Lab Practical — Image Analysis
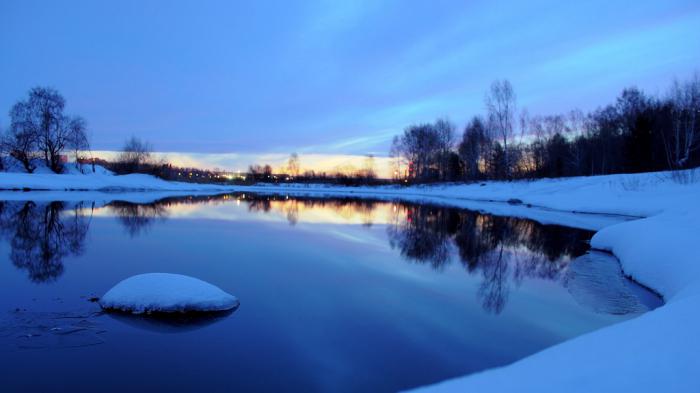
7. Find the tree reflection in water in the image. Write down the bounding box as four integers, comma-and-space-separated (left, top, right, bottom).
108, 202, 169, 237
387, 204, 591, 314
246, 195, 377, 227
0, 199, 169, 282
0, 201, 92, 283
0, 194, 593, 312
228, 193, 591, 314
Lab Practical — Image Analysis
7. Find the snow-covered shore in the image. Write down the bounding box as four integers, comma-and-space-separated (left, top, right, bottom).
1, 167, 699, 391
229, 170, 700, 232
394, 175, 698, 392
409, 209, 700, 393
0, 169, 233, 193
234, 170, 698, 218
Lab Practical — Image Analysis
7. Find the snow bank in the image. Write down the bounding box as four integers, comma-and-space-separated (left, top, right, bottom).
228, 170, 700, 231
0, 157, 235, 192
4, 163, 697, 230
237, 169, 700, 218
406, 175, 700, 392
0, 170, 236, 192
100, 273, 239, 314
410, 211, 700, 392
592, 209, 700, 301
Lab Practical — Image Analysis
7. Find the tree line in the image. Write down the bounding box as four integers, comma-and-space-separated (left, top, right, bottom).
6, 73, 698, 185
390, 73, 700, 183
246, 152, 383, 186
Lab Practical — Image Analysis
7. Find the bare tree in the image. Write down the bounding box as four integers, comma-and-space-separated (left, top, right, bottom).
7, 87, 88, 173
389, 135, 404, 180
517, 108, 531, 151
66, 116, 89, 173
3, 112, 39, 172
287, 152, 300, 177
566, 109, 587, 175
362, 154, 377, 180
263, 164, 273, 178
485, 79, 516, 179
434, 118, 456, 180
664, 73, 700, 169
397, 123, 440, 181
117, 136, 153, 173
21, 88, 65, 172
458, 116, 489, 180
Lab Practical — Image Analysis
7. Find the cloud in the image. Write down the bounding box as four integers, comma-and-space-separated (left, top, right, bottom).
294, 129, 398, 155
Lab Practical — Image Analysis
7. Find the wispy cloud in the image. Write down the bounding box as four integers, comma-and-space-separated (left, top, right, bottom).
293, 129, 398, 155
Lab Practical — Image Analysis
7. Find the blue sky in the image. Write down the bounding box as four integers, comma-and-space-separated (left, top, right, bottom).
1, 0, 699, 172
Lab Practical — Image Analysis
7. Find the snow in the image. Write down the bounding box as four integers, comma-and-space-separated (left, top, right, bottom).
99, 273, 239, 314
237, 170, 699, 218
3, 157, 700, 391
0, 156, 234, 192
1, 157, 694, 230
0, 168, 233, 192
404, 177, 700, 392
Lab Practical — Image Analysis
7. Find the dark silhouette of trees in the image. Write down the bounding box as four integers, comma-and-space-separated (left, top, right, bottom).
390, 72, 700, 183
359, 154, 378, 181
115, 136, 153, 174
664, 74, 700, 169
458, 116, 490, 180
5, 87, 88, 173
4, 87, 89, 173
67, 116, 91, 173
3, 117, 38, 172
287, 152, 300, 178
392, 119, 458, 182
248, 164, 274, 181
434, 118, 457, 181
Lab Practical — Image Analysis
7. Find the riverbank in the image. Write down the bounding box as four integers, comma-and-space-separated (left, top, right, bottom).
410, 206, 699, 392
2, 169, 695, 230
0, 169, 234, 193
1, 168, 699, 391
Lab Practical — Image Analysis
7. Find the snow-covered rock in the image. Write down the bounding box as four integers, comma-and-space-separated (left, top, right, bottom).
100, 273, 239, 314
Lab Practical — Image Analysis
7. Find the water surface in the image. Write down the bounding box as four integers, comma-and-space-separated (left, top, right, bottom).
0, 194, 660, 392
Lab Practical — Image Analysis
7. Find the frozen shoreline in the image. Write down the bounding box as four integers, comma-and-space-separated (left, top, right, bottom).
1, 169, 699, 391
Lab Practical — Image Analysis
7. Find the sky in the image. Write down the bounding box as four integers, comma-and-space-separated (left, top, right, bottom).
1, 0, 699, 175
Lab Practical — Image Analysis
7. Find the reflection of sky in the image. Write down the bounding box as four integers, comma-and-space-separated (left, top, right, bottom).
0, 197, 653, 391
1, 0, 699, 168
93, 197, 400, 225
